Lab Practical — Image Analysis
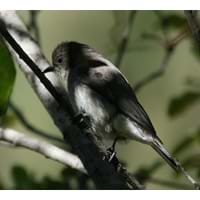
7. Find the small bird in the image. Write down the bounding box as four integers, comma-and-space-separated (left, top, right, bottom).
44, 41, 198, 188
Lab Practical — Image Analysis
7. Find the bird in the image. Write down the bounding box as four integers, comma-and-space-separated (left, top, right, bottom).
43, 41, 199, 188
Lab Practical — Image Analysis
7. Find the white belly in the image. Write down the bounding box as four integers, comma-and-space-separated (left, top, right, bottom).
74, 84, 115, 137
74, 84, 153, 144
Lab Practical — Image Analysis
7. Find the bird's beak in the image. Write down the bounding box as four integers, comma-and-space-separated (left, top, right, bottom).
43, 66, 54, 74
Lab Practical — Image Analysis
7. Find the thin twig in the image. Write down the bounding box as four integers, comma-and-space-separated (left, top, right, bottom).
115, 11, 137, 67
185, 11, 200, 50
132, 19, 192, 185
9, 101, 65, 145
133, 48, 173, 92
133, 28, 188, 92
153, 11, 169, 41
0, 127, 85, 173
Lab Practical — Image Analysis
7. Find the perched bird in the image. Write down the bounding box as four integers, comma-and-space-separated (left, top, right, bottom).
44, 41, 198, 188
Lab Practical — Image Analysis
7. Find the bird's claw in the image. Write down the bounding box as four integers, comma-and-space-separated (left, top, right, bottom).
72, 112, 91, 129
103, 146, 119, 169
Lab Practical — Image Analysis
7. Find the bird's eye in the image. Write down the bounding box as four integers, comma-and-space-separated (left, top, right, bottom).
57, 58, 63, 64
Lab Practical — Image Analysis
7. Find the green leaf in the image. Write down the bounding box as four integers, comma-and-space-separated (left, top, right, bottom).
0, 38, 16, 118
168, 91, 200, 117
11, 166, 36, 189
11, 165, 93, 189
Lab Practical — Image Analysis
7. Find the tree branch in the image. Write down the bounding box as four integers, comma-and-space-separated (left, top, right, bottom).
133, 27, 188, 92
0, 127, 144, 188
115, 11, 137, 67
0, 11, 142, 189
9, 101, 65, 145
0, 127, 85, 173
133, 47, 173, 92
185, 11, 200, 50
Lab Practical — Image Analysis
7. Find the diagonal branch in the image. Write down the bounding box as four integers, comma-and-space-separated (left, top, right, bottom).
9, 101, 65, 145
0, 11, 142, 189
115, 11, 137, 67
0, 127, 144, 188
133, 48, 173, 92
185, 11, 200, 50
133, 27, 188, 93
0, 127, 85, 173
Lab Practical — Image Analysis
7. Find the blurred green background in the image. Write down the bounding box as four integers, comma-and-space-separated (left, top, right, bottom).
0, 11, 200, 189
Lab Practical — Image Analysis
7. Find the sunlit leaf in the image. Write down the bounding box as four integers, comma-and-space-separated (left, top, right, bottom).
168, 91, 200, 117
0, 38, 16, 118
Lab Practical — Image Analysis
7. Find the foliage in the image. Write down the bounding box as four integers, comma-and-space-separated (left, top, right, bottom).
155, 13, 186, 31
10, 165, 93, 190
168, 91, 200, 117
0, 38, 16, 119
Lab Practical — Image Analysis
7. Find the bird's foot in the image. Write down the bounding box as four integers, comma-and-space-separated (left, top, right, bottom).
103, 145, 120, 170
103, 137, 121, 168
72, 112, 91, 129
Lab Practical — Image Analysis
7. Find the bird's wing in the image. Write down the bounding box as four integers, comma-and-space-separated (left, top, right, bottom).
81, 64, 157, 137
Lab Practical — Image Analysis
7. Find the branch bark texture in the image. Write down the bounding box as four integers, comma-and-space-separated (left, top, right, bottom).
0, 127, 85, 173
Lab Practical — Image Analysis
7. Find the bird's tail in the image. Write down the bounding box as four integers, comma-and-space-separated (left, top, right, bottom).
151, 139, 200, 189
151, 139, 180, 172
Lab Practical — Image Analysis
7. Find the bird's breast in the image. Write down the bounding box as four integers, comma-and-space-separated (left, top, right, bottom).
73, 84, 115, 129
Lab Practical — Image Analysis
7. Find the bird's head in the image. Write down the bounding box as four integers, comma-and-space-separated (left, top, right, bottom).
44, 41, 95, 75
43, 41, 109, 84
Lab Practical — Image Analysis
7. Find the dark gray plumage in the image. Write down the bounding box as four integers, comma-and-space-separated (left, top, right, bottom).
51, 41, 174, 164
43, 41, 199, 187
